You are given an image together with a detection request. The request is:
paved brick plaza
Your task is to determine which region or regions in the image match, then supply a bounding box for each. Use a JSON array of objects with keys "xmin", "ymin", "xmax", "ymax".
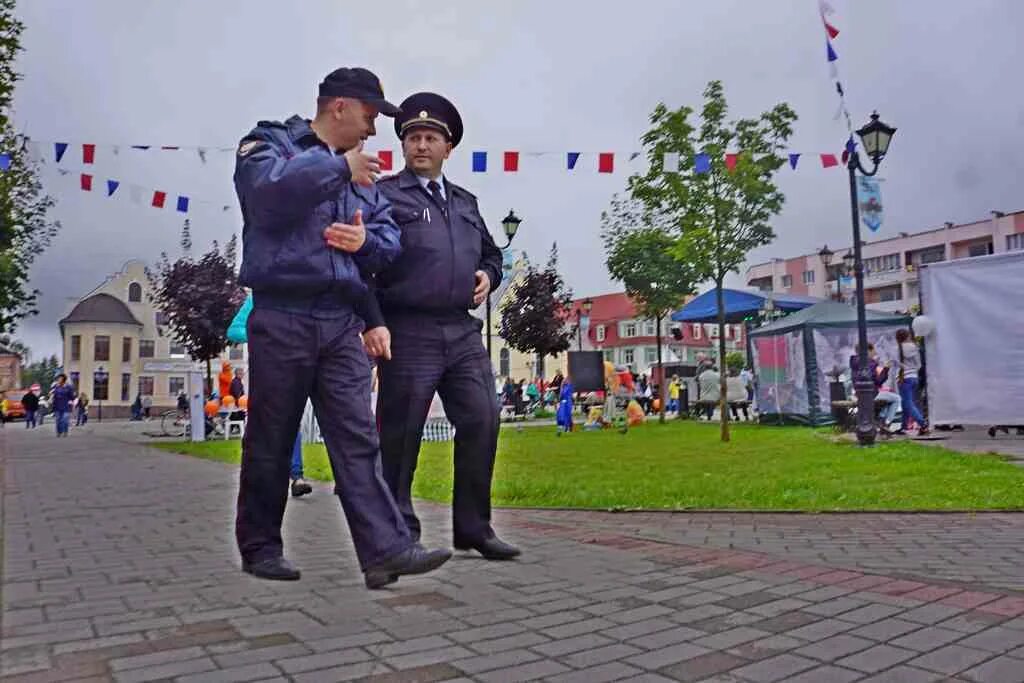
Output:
[{"xmin": 4, "ymin": 427, "xmax": 1024, "ymax": 682}]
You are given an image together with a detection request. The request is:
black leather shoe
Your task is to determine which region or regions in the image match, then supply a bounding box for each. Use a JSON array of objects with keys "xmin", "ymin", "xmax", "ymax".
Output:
[
  {"xmin": 455, "ymin": 536, "xmax": 521, "ymax": 560},
  {"xmin": 291, "ymin": 480, "xmax": 313, "ymax": 497},
  {"xmin": 242, "ymin": 557, "xmax": 301, "ymax": 581},
  {"xmin": 364, "ymin": 545, "xmax": 452, "ymax": 590}
]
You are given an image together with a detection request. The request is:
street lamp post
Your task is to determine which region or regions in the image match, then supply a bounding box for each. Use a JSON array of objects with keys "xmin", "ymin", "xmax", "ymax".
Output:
[
  {"xmin": 486, "ymin": 210, "xmax": 522, "ymax": 362},
  {"xmin": 818, "ymin": 245, "xmax": 834, "ymax": 300},
  {"xmin": 575, "ymin": 298, "xmax": 593, "ymax": 351},
  {"xmin": 847, "ymin": 112, "xmax": 897, "ymax": 447},
  {"xmin": 93, "ymin": 365, "xmax": 109, "ymax": 423}
]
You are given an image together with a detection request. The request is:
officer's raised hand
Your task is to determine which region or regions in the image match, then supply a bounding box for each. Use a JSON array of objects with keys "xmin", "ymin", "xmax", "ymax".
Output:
[
  {"xmin": 363, "ymin": 326, "xmax": 392, "ymax": 360},
  {"xmin": 344, "ymin": 142, "xmax": 382, "ymax": 187},
  {"xmin": 325, "ymin": 209, "xmax": 366, "ymax": 252},
  {"xmin": 473, "ymin": 270, "xmax": 491, "ymax": 306}
]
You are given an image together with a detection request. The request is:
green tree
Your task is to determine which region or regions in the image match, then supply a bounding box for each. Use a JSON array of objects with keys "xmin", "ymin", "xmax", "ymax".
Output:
[
  {"xmin": 498, "ymin": 244, "xmax": 573, "ymax": 378},
  {"xmin": 629, "ymin": 80, "xmax": 796, "ymax": 441},
  {"xmin": 601, "ymin": 195, "xmax": 698, "ymax": 422},
  {"xmin": 20, "ymin": 353, "xmax": 58, "ymax": 389},
  {"xmin": 0, "ymin": 1, "xmax": 60, "ymax": 334},
  {"xmin": 150, "ymin": 221, "xmax": 245, "ymax": 392},
  {"xmin": 725, "ymin": 351, "xmax": 746, "ymax": 375}
]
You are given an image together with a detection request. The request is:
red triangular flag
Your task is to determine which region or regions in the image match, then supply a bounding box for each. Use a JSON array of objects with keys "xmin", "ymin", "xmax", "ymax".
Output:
[
  {"xmin": 824, "ymin": 21, "xmax": 839, "ymax": 39},
  {"xmin": 152, "ymin": 190, "xmax": 167, "ymax": 208},
  {"xmin": 503, "ymin": 151, "xmax": 519, "ymax": 172},
  {"xmin": 725, "ymin": 153, "xmax": 739, "ymax": 172},
  {"xmin": 82, "ymin": 144, "xmax": 95, "ymax": 164},
  {"xmin": 598, "ymin": 152, "xmax": 614, "ymax": 173},
  {"xmin": 820, "ymin": 154, "xmax": 839, "ymax": 168},
  {"xmin": 377, "ymin": 150, "xmax": 393, "ymax": 171},
  {"xmin": 80, "ymin": 173, "xmax": 92, "ymax": 191}
]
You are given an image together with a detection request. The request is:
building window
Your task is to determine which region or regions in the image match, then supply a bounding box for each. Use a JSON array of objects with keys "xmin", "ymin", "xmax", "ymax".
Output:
[
  {"xmin": 642, "ymin": 319, "xmax": 657, "ymax": 336},
  {"xmin": 749, "ymin": 276, "xmax": 772, "ymax": 292},
  {"xmin": 709, "ymin": 325, "xmax": 720, "ymax": 338},
  {"xmin": 499, "ymin": 348, "xmax": 510, "ymax": 377},
  {"xmin": 1007, "ymin": 233, "xmax": 1024, "ymax": 252},
  {"xmin": 93, "ymin": 373, "xmax": 109, "ymax": 401},
  {"xmin": 122, "ymin": 337, "xmax": 132, "ymax": 362},
  {"xmin": 94, "ymin": 335, "xmax": 110, "ymax": 361},
  {"xmin": 621, "ymin": 348, "xmax": 635, "ymax": 366},
  {"xmin": 603, "ymin": 349, "xmax": 615, "ymax": 362},
  {"xmin": 780, "ymin": 274, "xmax": 793, "ymax": 288},
  {"xmin": 620, "ymin": 321, "xmax": 638, "ymax": 338},
  {"xmin": 138, "ymin": 376, "xmax": 154, "ymax": 396},
  {"xmin": 864, "ymin": 253, "xmax": 901, "ymax": 274},
  {"xmin": 155, "ymin": 310, "xmax": 169, "ymax": 326},
  {"xmin": 968, "ymin": 242, "xmax": 992, "ymax": 258},
  {"xmin": 917, "ymin": 246, "xmax": 945, "ymax": 266},
  {"xmin": 70, "ymin": 371, "xmax": 80, "ymax": 390},
  {"xmin": 169, "ymin": 377, "xmax": 185, "ymax": 396},
  {"xmin": 875, "ymin": 285, "xmax": 903, "ymax": 302},
  {"xmin": 71, "ymin": 335, "xmax": 81, "ymax": 361},
  {"xmin": 128, "ymin": 282, "xmax": 143, "ymax": 303},
  {"xmin": 169, "ymin": 342, "xmax": 186, "ymax": 357},
  {"xmin": 595, "ymin": 325, "xmax": 606, "ymax": 342},
  {"xmin": 692, "ymin": 324, "xmax": 702, "ymax": 340},
  {"xmin": 802, "ymin": 270, "xmax": 815, "ymax": 284},
  {"xmin": 121, "ymin": 373, "xmax": 131, "ymax": 402},
  {"xmin": 139, "ymin": 340, "xmax": 155, "ymax": 358},
  {"xmin": 645, "ymin": 347, "xmax": 658, "ymax": 365}
]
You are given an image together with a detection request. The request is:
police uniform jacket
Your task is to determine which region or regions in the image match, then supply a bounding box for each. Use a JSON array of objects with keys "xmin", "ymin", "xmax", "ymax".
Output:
[
  {"xmin": 234, "ymin": 116, "xmax": 401, "ymax": 308},
  {"xmin": 362, "ymin": 168, "xmax": 502, "ymax": 328}
]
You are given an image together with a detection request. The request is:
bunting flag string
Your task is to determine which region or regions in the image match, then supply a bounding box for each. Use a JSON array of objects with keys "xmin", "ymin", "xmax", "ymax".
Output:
[
  {"xmin": 819, "ymin": 0, "xmax": 853, "ymax": 135},
  {"xmin": 46, "ymin": 163, "xmax": 234, "ymax": 214}
]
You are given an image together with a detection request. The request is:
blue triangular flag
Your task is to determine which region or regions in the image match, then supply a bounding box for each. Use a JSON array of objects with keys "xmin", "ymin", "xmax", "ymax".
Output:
[
  {"xmin": 176, "ymin": 196, "xmax": 189, "ymax": 213},
  {"xmin": 789, "ymin": 153, "xmax": 800, "ymax": 170},
  {"xmin": 106, "ymin": 180, "xmax": 120, "ymax": 196},
  {"xmin": 567, "ymin": 152, "xmax": 580, "ymax": 170},
  {"xmin": 826, "ymin": 40, "xmax": 838, "ymax": 62},
  {"xmin": 472, "ymin": 151, "xmax": 487, "ymax": 172},
  {"xmin": 844, "ymin": 136, "xmax": 857, "ymax": 155},
  {"xmin": 55, "ymin": 142, "xmax": 68, "ymax": 162},
  {"xmin": 694, "ymin": 153, "xmax": 711, "ymax": 174},
  {"xmin": 0, "ymin": 154, "xmax": 10, "ymax": 171}
]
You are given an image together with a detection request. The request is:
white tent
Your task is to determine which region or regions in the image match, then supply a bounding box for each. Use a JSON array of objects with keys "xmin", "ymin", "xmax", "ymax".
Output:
[{"xmin": 920, "ymin": 251, "xmax": 1024, "ymax": 426}]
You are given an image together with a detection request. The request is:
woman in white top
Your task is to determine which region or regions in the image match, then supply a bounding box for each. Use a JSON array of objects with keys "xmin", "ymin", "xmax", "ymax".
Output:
[{"xmin": 896, "ymin": 328, "xmax": 929, "ymax": 435}]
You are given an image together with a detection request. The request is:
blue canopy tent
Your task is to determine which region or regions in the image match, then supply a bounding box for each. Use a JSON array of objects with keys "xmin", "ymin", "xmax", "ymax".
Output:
[{"xmin": 671, "ymin": 288, "xmax": 821, "ymax": 324}]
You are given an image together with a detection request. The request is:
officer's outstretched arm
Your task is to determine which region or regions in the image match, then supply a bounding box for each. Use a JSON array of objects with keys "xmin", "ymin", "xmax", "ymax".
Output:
[
  {"xmin": 351, "ymin": 188, "xmax": 401, "ymax": 274},
  {"xmin": 234, "ymin": 134, "xmax": 352, "ymax": 221}
]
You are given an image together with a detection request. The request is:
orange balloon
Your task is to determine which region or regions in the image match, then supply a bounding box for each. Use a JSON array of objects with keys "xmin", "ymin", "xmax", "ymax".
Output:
[
  {"xmin": 221, "ymin": 395, "xmax": 236, "ymax": 408},
  {"xmin": 237, "ymin": 395, "xmax": 248, "ymax": 410},
  {"xmin": 204, "ymin": 400, "xmax": 220, "ymax": 417}
]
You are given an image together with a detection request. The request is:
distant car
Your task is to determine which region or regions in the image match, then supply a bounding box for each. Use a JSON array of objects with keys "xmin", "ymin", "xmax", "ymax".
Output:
[{"xmin": 2, "ymin": 389, "xmax": 26, "ymax": 421}]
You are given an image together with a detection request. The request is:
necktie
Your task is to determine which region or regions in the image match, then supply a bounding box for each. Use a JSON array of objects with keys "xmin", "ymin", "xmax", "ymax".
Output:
[{"xmin": 427, "ymin": 180, "xmax": 447, "ymax": 217}]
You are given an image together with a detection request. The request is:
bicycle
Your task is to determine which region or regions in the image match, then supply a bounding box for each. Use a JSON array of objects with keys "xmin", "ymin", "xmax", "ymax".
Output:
[{"xmin": 160, "ymin": 409, "xmax": 189, "ymax": 437}]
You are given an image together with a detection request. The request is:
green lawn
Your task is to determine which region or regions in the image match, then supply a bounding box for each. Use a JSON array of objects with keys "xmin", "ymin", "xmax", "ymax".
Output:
[{"xmin": 153, "ymin": 421, "xmax": 1024, "ymax": 511}]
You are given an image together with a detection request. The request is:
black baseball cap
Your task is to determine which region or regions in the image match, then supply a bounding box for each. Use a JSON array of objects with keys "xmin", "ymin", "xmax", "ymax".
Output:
[{"xmin": 318, "ymin": 67, "xmax": 400, "ymax": 117}]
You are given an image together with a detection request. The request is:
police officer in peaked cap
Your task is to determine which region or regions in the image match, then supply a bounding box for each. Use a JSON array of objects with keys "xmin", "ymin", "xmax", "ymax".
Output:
[
  {"xmin": 363, "ymin": 92, "xmax": 520, "ymax": 560},
  {"xmin": 233, "ymin": 68, "xmax": 451, "ymax": 588}
]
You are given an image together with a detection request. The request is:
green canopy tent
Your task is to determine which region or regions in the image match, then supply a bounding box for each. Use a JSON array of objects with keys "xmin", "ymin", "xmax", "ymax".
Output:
[{"xmin": 749, "ymin": 301, "xmax": 912, "ymax": 425}]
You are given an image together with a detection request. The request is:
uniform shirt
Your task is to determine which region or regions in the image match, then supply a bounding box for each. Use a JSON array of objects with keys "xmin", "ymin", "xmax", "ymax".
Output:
[{"xmin": 362, "ymin": 168, "xmax": 502, "ymax": 328}]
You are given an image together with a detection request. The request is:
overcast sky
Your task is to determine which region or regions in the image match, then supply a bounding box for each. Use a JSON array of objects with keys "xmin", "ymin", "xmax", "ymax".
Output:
[{"xmin": 12, "ymin": 0, "xmax": 1024, "ymax": 360}]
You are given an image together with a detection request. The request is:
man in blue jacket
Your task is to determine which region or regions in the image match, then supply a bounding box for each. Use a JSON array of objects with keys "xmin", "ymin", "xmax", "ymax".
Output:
[
  {"xmin": 233, "ymin": 67, "xmax": 451, "ymax": 587},
  {"xmin": 362, "ymin": 93, "xmax": 519, "ymax": 560}
]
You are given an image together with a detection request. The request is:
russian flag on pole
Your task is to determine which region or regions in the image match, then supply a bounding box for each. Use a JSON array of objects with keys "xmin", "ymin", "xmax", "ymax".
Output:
[
  {"xmin": 598, "ymin": 153, "xmax": 614, "ymax": 173},
  {"xmin": 152, "ymin": 191, "xmax": 167, "ymax": 208},
  {"xmin": 472, "ymin": 151, "xmax": 487, "ymax": 172},
  {"xmin": 503, "ymin": 151, "xmax": 519, "ymax": 172}
]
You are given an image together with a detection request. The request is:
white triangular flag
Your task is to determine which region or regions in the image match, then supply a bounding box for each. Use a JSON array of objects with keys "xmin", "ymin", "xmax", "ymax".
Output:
[
  {"xmin": 662, "ymin": 152, "xmax": 681, "ymax": 173},
  {"xmin": 828, "ymin": 62, "xmax": 838, "ymax": 79},
  {"xmin": 818, "ymin": 0, "xmax": 835, "ymax": 16},
  {"xmin": 129, "ymin": 184, "xmax": 144, "ymax": 204}
]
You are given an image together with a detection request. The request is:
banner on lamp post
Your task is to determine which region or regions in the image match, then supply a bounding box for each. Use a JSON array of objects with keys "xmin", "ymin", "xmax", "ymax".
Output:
[{"xmin": 857, "ymin": 176, "xmax": 883, "ymax": 232}]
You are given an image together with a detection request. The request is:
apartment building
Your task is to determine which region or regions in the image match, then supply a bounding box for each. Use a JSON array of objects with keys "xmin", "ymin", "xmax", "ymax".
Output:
[{"xmin": 745, "ymin": 210, "xmax": 1024, "ymax": 313}]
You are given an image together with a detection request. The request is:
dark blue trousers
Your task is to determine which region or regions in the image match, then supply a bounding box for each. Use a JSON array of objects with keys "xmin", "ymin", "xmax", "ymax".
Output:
[
  {"xmin": 235, "ymin": 306, "xmax": 411, "ymax": 570},
  {"xmin": 377, "ymin": 314, "xmax": 500, "ymax": 545}
]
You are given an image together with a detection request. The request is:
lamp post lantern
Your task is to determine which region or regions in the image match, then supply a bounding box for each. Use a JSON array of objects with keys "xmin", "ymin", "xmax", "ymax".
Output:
[
  {"xmin": 847, "ymin": 111, "xmax": 897, "ymax": 447},
  {"xmin": 486, "ymin": 210, "xmax": 522, "ymax": 362},
  {"xmin": 92, "ymin": 365, "xmax": 109, "ymax": 423},
  {"xmin": 575, "ymin": 297, "xmax": 593, "ymax": 351}
]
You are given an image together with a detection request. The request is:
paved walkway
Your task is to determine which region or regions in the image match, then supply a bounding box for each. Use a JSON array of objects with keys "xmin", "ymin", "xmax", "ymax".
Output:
[{"xmin": 4, "ymin": 428, "xmax": 1024, "ymax": 682}]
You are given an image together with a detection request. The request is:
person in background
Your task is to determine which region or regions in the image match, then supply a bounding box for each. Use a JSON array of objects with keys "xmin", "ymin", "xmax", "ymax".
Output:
[
  {"xmin": 51, "ymin": 374, "xmax": 75, "ymax": 437},
  {"xmin": 230, "ymin": 368, "xmax": 246, "ymax": 402},
  {"xmin": 726, "ymin": 369, "xmax": 749, "ymax": 421},
  {"xmin": 740, "ymin": 366, "xmax": 755, "ymax": 403},
  {"xmin": 895, "ymin": 328, "xmax": 929, "ymax": 436},
  {"xmin": 667, "ymin": 375, "xmax": 681, "ymax": 413},
  {"xmin": 555, "ymin": 376, "xmax": 574, "ymax": 434},
  {"xmin": 697, "ymin": 363, "xmax": 721, "ymax": 420},
  {"xmin": 75, "ymin": 392, "xmax": 90, "ymax": 426},
  {"xmin": 22, "ymin": 388, "xmax": 39, "ymax": 429},
  {"xmin": 141, "ymin": 394, "xmax": 153, "ymax": 421},
  {"xmin": 290, "ymin": 432, "xmax": 313, "ymax": 497},
  {"xmin": 130, "ymin": 393, "xmax": 143, "ymax": 421}
]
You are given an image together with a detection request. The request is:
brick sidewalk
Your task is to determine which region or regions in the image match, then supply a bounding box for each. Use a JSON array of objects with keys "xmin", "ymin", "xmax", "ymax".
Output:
[{"xmin": 3, "ymin": 428, "xmax": 1024, "ymax": 682}]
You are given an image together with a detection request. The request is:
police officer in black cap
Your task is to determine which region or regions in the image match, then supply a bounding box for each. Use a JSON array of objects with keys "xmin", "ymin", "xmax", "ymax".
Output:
[
  {"xmin": 362, "ymin": 92, "xmax": 520, "ymax": 560},
  {"xmin": 233, "ymin": 68, "xmax": 452, "ymax": 588}
]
